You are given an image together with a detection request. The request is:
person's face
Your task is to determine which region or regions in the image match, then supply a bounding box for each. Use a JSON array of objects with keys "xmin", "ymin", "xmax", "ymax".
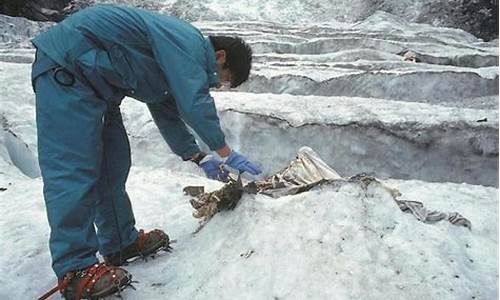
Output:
[{"xmin": 215, "ymin": 50, "xmax": 232, "ymax": 89}]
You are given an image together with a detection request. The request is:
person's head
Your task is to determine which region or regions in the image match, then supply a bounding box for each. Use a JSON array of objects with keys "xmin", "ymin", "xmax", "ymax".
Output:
[{"xmin": 209, "ymin": 36, "xmax": 252, "ymax": 88}]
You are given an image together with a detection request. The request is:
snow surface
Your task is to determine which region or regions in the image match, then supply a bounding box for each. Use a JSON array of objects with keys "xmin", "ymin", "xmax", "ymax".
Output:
[
  {"xmin": 0, "ymin": 5, "xmax": 498, "ymax": 300},
  {"xmin": 0, "ymin": 167, "xmax": 498, "ymax": 299}
]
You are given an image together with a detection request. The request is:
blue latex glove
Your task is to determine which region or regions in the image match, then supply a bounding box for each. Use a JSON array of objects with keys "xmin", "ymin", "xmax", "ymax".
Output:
[
  {"xmin": 199, "ymin": 155, "xmax": 229, "ymax": 182},
  {"xmin": 224, "ymin": 151, "xmax": 262, "ymax": 175}
]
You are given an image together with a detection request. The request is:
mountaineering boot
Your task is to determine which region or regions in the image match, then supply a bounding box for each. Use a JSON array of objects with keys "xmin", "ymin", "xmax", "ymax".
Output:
[
  {"xmin": 38, "ymin": 263, "xmax": 132, "ymax": 300},
  {"xmin": 104, "ymin": 229, "xmax": 170, "ymax": 266},
  {"xmin": 60, "ymin": 263, "xmax": 132, "ymax": 300}
]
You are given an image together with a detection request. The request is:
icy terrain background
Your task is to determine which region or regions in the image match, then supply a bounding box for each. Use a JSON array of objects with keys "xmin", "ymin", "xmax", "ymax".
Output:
[
  {"xmin": 1, "ymin": 0, "xmax": 498, "ymax": 40},
  {"xmin": 0, "ymin": 1, "xmax": 499, "ymax": 300}
]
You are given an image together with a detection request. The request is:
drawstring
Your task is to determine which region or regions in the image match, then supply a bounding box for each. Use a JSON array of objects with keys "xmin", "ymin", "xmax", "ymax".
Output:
[{"xmin": 53, "ymin": 67, "xmax": 76, "ymax": 87}]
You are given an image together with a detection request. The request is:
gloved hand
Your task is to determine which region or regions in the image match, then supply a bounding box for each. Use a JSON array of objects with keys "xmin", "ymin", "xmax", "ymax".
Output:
[
  {"xmin": 199, "ymin": 155, "xmax": 229, "ymax": 182},
  {"xmin": 223, "ymin": 151, "xmax": 262, "ymax": 175}
]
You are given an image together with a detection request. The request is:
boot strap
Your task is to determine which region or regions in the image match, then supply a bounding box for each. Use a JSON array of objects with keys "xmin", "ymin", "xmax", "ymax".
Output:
[
  {"xmin": 74, "ymin": 263, "xmax": 115, "ymax": 299},
  {"xmin": 38, "ymin": 263, "xmax": 115, "ymax": 300}
]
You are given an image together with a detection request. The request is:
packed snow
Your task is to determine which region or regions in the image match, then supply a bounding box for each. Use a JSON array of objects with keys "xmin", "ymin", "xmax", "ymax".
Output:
[
  {"xmin": 0, "ymin": 160, "xmax": 498, "ymax": 299},
  {"xmin": 0, "ymin": 4, "xmax": 498, "ymax": 300}
]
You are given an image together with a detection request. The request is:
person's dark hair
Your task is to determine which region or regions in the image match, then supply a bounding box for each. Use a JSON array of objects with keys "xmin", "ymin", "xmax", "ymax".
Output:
[{"xmin": 209, "ymin": 36, "xmax": 252, "ymax": 88}]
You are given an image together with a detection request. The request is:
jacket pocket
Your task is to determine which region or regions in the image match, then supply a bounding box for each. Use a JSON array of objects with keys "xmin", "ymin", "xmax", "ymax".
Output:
[
  {"xmin": 74, "ymin": 46, "xmax": 134, "ymax": 101},
  {"xmin": 107, "ymin": 44, "xmax": 137, "ymax": 91}
]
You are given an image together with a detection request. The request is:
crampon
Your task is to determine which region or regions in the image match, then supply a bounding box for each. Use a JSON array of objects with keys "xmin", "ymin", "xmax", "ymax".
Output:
[
  {"xmin": 104, "ymin": 229, "xmax": 172, "ymax": 266},
  {"xmin": 38, "ymin": 263, "xmax": 135, "ymax": 300}
]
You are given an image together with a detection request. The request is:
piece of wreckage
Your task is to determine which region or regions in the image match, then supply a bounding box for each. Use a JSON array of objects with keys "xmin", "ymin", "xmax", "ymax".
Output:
[{"xmin": 184, "ymin": 147, "xmax": 471, "ymax": 233}]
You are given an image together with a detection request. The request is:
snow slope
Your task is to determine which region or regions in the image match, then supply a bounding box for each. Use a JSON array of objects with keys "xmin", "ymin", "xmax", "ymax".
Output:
[
  {"xmin": 0, "ymin": 6, "xmax": 498, "ymax": 300},
  {"xmin": 0, "ymin": 166, "xmax": 498, "ymax": 299}
]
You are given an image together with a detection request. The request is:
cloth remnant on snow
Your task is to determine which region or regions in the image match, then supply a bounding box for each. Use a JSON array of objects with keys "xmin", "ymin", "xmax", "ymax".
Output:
[
  {"xmin": 186, "ymin": 147, "xmax": 471, "ymax": 231},
  {"xmin": 186, "ymin": 176, "xmax": 244, "ymax": 233}
]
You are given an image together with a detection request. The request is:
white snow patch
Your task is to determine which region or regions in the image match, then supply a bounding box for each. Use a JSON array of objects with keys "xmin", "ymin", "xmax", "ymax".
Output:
[{"xmin": 212, "ymin": 92, "xmax": 498, "ymax": 128}]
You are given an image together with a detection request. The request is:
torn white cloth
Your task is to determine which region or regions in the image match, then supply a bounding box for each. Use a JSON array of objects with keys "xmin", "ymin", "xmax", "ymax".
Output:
[{"xmin": 187, "ymin": 146, "xmax": 471, "ymax": 230}]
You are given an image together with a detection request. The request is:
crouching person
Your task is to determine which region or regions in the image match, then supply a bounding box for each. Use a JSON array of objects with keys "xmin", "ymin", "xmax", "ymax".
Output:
[{"xmin": 33, "ymin": 4, "xmax": 261, "ymax": 299}]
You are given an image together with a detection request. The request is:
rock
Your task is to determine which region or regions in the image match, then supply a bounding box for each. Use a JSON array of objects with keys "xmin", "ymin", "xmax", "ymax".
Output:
[
  {"xmin": 0, "ymin": 0, "xmax": 74, "ymax": 22},
  {"xmin": 415, "ymin": 0, "xmax": 498, "ymax": 42}
]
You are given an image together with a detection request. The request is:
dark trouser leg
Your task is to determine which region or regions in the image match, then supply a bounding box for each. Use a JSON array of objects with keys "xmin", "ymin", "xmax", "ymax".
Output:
[
  {"xmin": 34, "ymin": 62, "xmax": 106, "ymax": 279},
  {"xmin": 95, "ymin": 104, "xmax": 138, "ymax": 256}
]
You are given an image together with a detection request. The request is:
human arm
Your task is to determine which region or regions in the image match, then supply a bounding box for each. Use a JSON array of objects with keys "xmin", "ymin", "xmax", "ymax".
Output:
[
  {"xmin": 147, "ymin": 98, "xmax": 231, "ymax": 181},
  {"xmin": 146, "ymin": 98, "xmax": 201, "ymax": 160},
  {"xmin": 145, "ymin": 18, "xmax": 226, "ymax": 152},
  {"xmin": 145, "ymin": 17, "xmax": 260, "ymax": 176}
]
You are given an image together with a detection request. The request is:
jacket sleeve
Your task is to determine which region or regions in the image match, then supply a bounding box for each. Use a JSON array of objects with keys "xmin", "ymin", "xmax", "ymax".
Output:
[
  {"xmin": 147, "ymin": 98, "xmax": 201, "ymax": 160},
  {"xmin": 144, "ymin": 18, "xmax": 226, "ymax": 151}
]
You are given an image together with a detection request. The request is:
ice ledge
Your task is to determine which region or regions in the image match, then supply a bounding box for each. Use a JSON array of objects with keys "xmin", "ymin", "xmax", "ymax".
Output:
[
  {"xmin": 213, "ymin": 92, "xmax": 498, "ymax": 186},
  {"xmin": 213, "ymin": 92, "xmax": 498, "ymax": 129}
]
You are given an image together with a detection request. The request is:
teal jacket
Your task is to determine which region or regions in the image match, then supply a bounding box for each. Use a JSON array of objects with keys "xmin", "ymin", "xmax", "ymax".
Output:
[{"xmin": 32, "ymin": 5, "xmax": 225, "ymax": 159}]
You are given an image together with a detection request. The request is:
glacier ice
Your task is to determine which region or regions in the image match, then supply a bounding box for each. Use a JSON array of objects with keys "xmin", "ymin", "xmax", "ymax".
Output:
[{"xmin": 0, "ymin": 5, "xmax": 498, "ymax": 300}]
